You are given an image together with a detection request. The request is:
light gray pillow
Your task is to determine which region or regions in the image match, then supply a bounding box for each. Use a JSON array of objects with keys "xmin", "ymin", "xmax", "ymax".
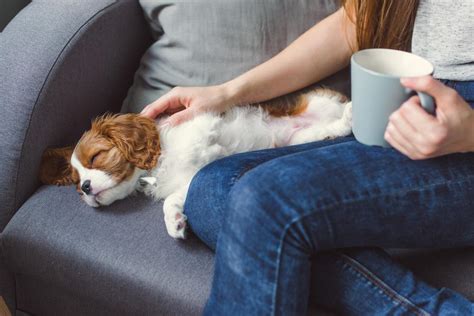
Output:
[{"xmin": 122, "ymin": 0, "xmax": 342, "ymax": 113}]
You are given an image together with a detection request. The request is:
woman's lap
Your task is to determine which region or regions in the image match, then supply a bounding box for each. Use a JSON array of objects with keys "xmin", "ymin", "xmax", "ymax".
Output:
[
  {"xmin": 184, "ymin": 136, "xmax": 474, "ymax": 315},
  {"xmin": 185, "ymin": 79, "xmax": 474, "ymax": 250},
  {"xmin": 184, "ymin": 136, "xmax": 355, "ymax": 250},
  {"xmin": 185, "ymin": 136, "xmax": 474, "ymax": 250},
  {"xmin": 184, "ymin": 79, "xmax": 474, "ymax": 315}
]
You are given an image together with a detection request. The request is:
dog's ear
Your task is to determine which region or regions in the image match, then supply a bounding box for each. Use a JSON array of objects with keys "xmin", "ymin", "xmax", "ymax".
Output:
[
  {"xmin": 39, "ymin": 146, "xmax": 79, "ymax": 185},
  {"xmin": 93, "ymin": 114, "xmax": 160, "ymax": 170}
]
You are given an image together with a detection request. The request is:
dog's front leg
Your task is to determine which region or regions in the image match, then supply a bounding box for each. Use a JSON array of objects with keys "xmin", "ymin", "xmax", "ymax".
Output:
[{"xmin": 163, "ymin": 188, "xmax": 188, "ymax": 239}]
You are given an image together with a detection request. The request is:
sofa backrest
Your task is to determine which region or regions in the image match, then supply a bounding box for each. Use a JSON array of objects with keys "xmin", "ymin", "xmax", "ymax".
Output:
[{"xmin": 122, "ymin": 0, "xmax": 342, "ymax": 113}]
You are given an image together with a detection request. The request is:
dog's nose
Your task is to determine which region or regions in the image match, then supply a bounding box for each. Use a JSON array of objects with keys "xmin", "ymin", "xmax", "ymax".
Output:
[{"xmin": 81, "ymin": 180, "xmax": 92, "ymax": 195}]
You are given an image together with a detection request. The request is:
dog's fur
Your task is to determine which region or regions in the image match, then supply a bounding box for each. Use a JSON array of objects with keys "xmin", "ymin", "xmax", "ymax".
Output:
[{"xmin": 40, "ymin": 88, "xmax": 352, "ymax": 238}]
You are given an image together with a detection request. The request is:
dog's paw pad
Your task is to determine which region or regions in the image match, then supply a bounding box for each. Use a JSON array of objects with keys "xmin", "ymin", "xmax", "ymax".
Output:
[
  {"xmin": 176, "ymin": 221, "xmax": 186, "ymax": 231},
  {"xmin": 165, "ymin": 214, "xmax": 187, "ymax": 239}
]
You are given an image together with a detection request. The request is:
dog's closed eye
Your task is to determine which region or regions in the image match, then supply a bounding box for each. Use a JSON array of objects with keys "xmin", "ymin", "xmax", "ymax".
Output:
[{"xmin": 90, "ymin": 151, "xmax": 105, "ymax": 166}]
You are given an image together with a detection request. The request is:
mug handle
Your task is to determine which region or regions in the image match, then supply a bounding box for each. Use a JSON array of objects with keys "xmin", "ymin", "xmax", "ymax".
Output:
[{"xmin": 406, "ymin": 88, "xmax": 436, "ymax": 115}]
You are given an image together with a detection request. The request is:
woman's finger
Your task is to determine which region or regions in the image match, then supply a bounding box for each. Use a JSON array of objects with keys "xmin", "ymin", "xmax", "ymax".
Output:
[
  {"xmin": 141, "ymin": 93, "xmax": 177, "ymax": 118},
  {"xmin": 164, "ymin": 106, "xmax": 186, "ymax": 115},
  {"xmin": 396, "ymin": 96, "xmax": 437, "ymax": 134},
  {"xmin": 384, "ymin": 123, "xmax": 423, "ymax": 159},
  {"xmin": 401, "ymin": 76, "xmax": 454, "ymax": 106},
  {"xmin": 389, "ymin": 101, "xmax": 428, "ymax": 148},
  {"xmin": 167, "ymin": 108, "xmax": 197, "ymax": 126},
  {"xmin": 384, "ymin": 130, "xmax": 412, "ymax": 158}
]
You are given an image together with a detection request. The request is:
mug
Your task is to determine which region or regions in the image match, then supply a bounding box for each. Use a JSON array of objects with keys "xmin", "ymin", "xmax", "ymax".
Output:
[{"xmin": 351, "ymin": 48, "xmax": 435, "ymax": 147}]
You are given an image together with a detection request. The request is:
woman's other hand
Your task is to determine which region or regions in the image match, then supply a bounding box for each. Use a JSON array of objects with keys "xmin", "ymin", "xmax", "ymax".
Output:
[
  {"xmin": 385, "ymin": 76, "xmax": 474, "ymax": 159},
  {"xmin": 141, "ymin": 85, "xmax": 235, "ymax": 126}
]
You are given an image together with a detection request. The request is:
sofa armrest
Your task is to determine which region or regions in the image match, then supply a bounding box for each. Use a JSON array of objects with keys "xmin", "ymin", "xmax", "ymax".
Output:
[{"xmin": 0, "ymin": 0, "xmax": 152, "ymax": 231}]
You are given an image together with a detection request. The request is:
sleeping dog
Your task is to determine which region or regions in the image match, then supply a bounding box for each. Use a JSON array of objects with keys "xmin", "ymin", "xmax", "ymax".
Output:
[{"xmin": 39, "ymin": 88, "xmax": 352, "ymax": 239}]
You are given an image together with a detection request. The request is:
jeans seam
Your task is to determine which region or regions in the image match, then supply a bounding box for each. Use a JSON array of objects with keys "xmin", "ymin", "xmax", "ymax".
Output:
[
  {"xmin": 334, "ymin": 251, "xmax": 432, "ymax": 316},
  {"xmin": 271, "ymin": 176, "xmax": 473, "ymax": 315}
]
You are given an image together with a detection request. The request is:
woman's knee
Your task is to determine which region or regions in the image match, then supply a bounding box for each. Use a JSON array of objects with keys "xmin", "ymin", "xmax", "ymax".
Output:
[
  {"xmin": 224, "ymin": 167, "xmax": 307, "ymax": 244},
  {"xmin": 184, "ymin": 157, "xmax": 249, "ymax": 249}
]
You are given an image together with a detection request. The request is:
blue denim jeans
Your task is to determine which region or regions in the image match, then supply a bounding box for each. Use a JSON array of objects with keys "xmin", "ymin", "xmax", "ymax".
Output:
[{"xmin": 184, "ymin": 80, "xmax": 474, "ymax": 315}]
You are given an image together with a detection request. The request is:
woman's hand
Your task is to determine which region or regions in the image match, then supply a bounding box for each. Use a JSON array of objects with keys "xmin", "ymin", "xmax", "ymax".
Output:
[
  {"xmin": 385, "ymin": 76, "xmax": 474, "ymax": 159},
  {"xmin": 141, "ymin": 85, "xmax": 235, "ymax": 126}
]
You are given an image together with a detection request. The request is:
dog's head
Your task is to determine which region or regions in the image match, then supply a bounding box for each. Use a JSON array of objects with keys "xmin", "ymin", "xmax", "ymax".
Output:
[{"xmin": 39, "ymin": 114, "xmax": 160, "ymax": 207}]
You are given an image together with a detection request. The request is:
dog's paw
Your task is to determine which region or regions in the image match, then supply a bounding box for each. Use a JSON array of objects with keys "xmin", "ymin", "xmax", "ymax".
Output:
[
  {"xmin": 95, "ymin": 189, "xmax": 119, "ymax": 206},
  {"xmin": 164, "ymin": 212, "xmax": 187, "ymax": 239},
  {"xmin": 342, "ymin": 102, "xmax": 353, "ymax": 125}
]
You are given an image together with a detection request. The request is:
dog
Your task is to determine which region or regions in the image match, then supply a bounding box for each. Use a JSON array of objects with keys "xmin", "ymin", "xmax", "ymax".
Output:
[{"xmin": 39, "ymin": 88, "xmax": 352, "ymax": 239}]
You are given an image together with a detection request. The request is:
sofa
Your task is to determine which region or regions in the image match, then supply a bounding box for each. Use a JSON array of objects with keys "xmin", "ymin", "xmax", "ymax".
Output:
[{"xmin": 0, "ymin": 1, "xmax": 473, "ymax": 315}]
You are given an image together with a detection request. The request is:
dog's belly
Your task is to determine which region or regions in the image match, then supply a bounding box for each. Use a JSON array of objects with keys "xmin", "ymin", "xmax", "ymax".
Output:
[
  {"xmin": 267, "ymin": 93, "xmax": 346, "ymax": 146},
  {"xmin": 267, "ymin": 111, "xmax": 321, "ymax": 146}
]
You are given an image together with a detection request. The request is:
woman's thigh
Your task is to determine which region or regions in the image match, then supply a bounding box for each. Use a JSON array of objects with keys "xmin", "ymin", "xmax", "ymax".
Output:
[
  {"xmin": 206, "ymin": 140, "xmax": 473, "ymax": 315},
  {"xmin": 184, "ymin": 136, "xmax": 355, "ymax": 249},
  {"xmin": 222, "ymin": 138, "xmax": 474, "ymax": 251}
]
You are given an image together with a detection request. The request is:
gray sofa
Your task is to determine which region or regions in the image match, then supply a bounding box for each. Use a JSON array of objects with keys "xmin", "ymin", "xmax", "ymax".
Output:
[{"xmin": 0, "ymin": 1, "xmax": 473, "ymax": 315}]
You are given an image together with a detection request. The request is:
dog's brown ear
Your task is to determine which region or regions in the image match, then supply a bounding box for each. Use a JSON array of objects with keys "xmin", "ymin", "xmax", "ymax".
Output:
[
  {"xmin": 93, "ymin": 114, "xmax": 160, "ymax": 170},
  {"xmin": 39, "ymin": 146, "xmax": 79, "ymax": 185}
]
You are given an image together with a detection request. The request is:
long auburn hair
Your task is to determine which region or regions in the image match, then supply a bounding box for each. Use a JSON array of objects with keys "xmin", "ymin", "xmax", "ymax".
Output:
[{"xmin": 342, "ymin": 0, "xmax": 420, "ymax": 51}]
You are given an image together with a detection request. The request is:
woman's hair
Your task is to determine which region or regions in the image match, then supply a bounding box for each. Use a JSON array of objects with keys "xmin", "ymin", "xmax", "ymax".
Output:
[{"xmin": 342, "ymin": 0, "xmax": 420, "ymax": 51}]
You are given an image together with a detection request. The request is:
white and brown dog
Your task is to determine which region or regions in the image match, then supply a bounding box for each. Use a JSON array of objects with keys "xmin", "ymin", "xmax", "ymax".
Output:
[{"xmin": 40, "ymin": 88, "xmax": 352, "ymax": 239}]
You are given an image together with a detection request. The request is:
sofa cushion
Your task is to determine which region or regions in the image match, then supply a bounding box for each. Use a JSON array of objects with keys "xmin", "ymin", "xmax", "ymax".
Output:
[
  {"xmin": 0, "ymin": 0, "xmax": 151, "ymax": 233},
  {"xmin": 122, "ymin": 0, "xmax": 343, "ymax": 113},
  {"xmin": 2, "ymin": 185, "xmax": 214, "ymax": 315},
  {"xmin": 2, "ymin": 185, "xmax": 474, "ymax": 314},
  {"xmin": 389, "ymin": 248, "xmax": 474, "ymax": 300},
  {"xmin": 2, "ymin": 185, "xmax": 337, "ymax": 315}
]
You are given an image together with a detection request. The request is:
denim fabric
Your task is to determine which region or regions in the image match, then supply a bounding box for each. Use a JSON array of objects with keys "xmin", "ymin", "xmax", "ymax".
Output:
[
  {"xmin": 184, "ymin": 81, "xmax": 474, "ymax": 315},
  {"xmin": 441, "ymin": 80, "xmax": 474, "ymax": 108}
]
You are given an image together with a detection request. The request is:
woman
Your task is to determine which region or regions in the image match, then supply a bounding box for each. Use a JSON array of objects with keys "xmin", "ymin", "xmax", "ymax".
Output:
[{"xmin": 143, "ymin": 0, "xmax": 474, "ymax": 315}]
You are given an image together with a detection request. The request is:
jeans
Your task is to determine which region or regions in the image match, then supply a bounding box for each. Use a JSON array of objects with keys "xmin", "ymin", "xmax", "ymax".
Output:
[{"xmin": 184, "ymin": 80, "xmax": 474, "ymax": 316}]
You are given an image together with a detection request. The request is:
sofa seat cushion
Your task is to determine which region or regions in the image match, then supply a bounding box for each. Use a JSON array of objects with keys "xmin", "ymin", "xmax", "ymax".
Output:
[
  {"xmin": 1, "ymin": 185, "xmax": 337, "ymax": 315},
  {"xmin": 389, "ymin": 248, "xmax": 474, "ymax": 300},
  {"xmin": 3, "ymin": 185, "xmax": 474, "ymax": 314},
  {"xmin": 2, "ymin": 185, "xmax": 214, "ymax": 315}
]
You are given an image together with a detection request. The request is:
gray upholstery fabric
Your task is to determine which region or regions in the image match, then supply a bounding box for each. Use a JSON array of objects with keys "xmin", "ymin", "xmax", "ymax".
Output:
[
  {"xmin": 122, "ymin": 0, "xmax": 341, "ymax": 113},
  {"xmin": 16, "ymin": 275, "xmax": 131, "ymax": 315},
  {"xmin": 1, "ymin": 1, "xmax": 473, "ymax": 315},
  {"xmin": 3, "ymin": 186, "xmax": 214, "ymax": 315},
  {"xmin": 14, "ymin": 277, "xmax": 335, "ymax": 316},
  {"xmin": 389, "ymin": 248, "xmax": 474, "ymax": 300},
  {"xmin": 0, "ymin": 255, "xmax": 15, "ymax": 313},
  {"xmin": 0, "ymin": 0, "xmax": 151, "ymax": 313},
  {"xmin": 3, "ymin": 186, "xmax": 474, "ymax": 315},
  {"xmin": 3, "ymin": 185, "xmax": 336, "ymax": 315},
  {"xmin": 0, "ymin": 0, "xmax": 30, "ymax": 32},
  {"xmin": 0, "ymin": 0, "xmax": 152, "ymax": 232}
]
